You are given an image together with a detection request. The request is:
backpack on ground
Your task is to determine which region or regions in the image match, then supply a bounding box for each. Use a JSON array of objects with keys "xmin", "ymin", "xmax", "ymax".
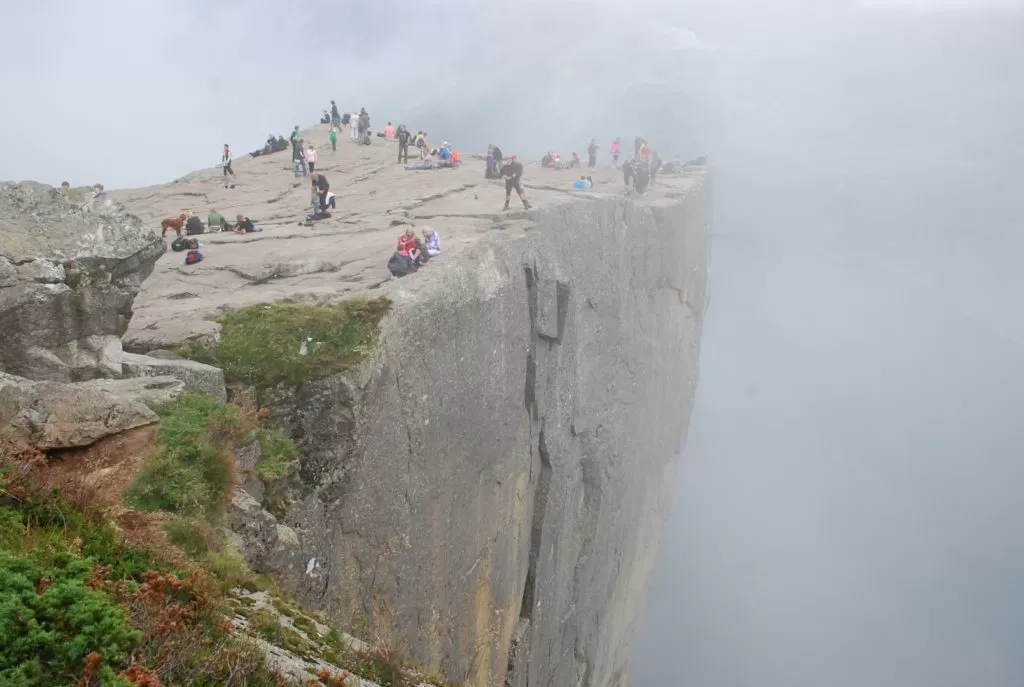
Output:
[
  {"xmin": 184, "ymin": 237, "xmax": 200, "ymax": 250},
  {"xmin": 184, "ymin": 250, "xmax": 204, "ymax": 265},
  {"xmin": 170, "ymin": 237, "xmax": 188, "ymax": 252}
]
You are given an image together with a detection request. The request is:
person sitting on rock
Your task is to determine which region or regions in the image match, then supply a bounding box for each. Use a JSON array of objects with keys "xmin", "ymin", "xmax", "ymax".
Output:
[
  {"xmin": 398, "ymin": 228, "xmax": 417, "ymax": 253},
  {"xmin": 185, "ymin": 214, "xmax": 205, "ymax": 235},
  {"xmin": 234, "ymin": 214, "xmax": 262, "ymax": 233},
  {"xmin": 208, "ymin": 208, "xmax": 231, "ymax": 232},
  {"xmin": 573, "ymin": 176, "xmax": 590, "ymax": 190},
  {"xmin": 387, "ymin": 246, "xmax": 417, "ymax": 278},
  {"xmin": 422, "ymin": 227, "xmax": 441, "ymax": 256}
]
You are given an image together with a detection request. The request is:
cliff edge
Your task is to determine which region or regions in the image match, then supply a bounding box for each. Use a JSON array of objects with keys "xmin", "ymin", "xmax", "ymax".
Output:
[{"xmin": 115, "ymin": 124, "xmax": 712, "ymax": 687}]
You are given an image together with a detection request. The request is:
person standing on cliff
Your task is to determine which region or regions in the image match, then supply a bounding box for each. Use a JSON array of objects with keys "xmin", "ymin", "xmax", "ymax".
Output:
[
  {"xmin": 610, "ymin": 137, "xmax": 621, "ymax": 167},
  {"xmin": 396, "ymin": 125, "xmax": 411, "ymax": 163},
  {"xmin": 329, "ymin": 125, "xmax": 338, "ymax": 152},
  {"xmin": 222, "ymin": 144, "xmax": 235, "ymax": 188},
  {"xmin": 587, "ymin": 138, "xmax": 599, "ymax": 168},
  {"xmin": 305, "ymin": 144, "xmax": 318, "ymax": 173},
  {"xmin": 501, "ymin": 156, "xmax": 532, "ymax": 211},
  {"xmin": 330, "ymin": 100, "xmax": 341, "ymax": 127}
]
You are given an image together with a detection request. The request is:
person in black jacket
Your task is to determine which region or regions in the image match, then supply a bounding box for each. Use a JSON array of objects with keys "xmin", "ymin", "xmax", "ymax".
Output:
[
  {"xmin": 500, "ymin": 156, "xmax": 532, "ymax": 211},
  {"xmin": 396, "ymin": 124, "xmax": 411, "ymax": 163},
  {"xmin": 311, "ymin": 173, "xmax": 330, "ymax": 212},
  {"xmin": 185, "ymin": 215, "xmax": 205, "ymax": 235}
]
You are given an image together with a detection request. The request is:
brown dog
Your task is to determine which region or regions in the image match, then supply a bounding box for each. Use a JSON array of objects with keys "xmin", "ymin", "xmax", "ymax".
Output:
[{"xmin": 160, "ymin": 213, "xmax": 188, "ymax": 238}]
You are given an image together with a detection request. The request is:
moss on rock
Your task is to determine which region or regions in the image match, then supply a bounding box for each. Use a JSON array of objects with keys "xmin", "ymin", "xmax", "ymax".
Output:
[{"xmin": 178, "ymin": 298, "xmax": 392, "ymax": 389}]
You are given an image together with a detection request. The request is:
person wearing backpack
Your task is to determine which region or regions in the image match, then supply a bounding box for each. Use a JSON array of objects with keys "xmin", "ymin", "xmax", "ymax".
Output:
[{"xmin": 329, "ymin": 126, "xmax": 338, "ymax": 152}]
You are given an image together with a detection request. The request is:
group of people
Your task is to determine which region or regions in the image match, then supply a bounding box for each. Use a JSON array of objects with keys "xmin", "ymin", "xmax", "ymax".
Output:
[
  {"xmin": 387, "ymin": 227, "xmax": 442, "ymax": 278},
  {"xmin": 160, "ymin": 209, "xmax": 263, "ymax": 238}
]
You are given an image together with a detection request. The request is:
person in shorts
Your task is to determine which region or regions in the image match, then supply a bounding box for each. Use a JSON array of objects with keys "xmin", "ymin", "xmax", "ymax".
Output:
[{"xmin": 500, "ymin": 156, "xmax": 532, "ymax": 211}]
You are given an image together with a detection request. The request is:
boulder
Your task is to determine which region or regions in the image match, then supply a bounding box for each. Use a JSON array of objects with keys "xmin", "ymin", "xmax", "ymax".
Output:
[
  {"xmin": 119, "ymin": 351, "xmax": 227, "ymax": 401},
  {"xmin": 0, "ymin": 372, "xmax": 183, "ymax": 450},
  {"xmin": 0, "ymin": 182, "xmax": 165, "ymax": 382}
]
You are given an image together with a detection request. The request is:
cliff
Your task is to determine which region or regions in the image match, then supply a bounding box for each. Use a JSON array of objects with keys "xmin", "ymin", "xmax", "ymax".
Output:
[{"xmin": 112, "ymin": 125, "xmax": 713, "ymax": 686}]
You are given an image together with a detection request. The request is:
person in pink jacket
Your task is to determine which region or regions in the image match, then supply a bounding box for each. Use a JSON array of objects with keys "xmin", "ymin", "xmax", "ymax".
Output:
[{"xmin": 610, "ymin": 138, "xmax": 622, "ymax": 167}]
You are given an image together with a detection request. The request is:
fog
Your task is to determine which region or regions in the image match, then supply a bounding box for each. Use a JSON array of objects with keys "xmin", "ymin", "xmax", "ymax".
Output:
[{"xmin": 2, "ymin": 1, "xmax": 1023, "ymax": 685}]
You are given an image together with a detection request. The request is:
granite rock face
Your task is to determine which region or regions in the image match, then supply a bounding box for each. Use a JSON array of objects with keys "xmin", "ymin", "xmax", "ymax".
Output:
[
  {"xmin": 247, "ymin": 180, "xmax": 712, "ymax": 687},
  {"xmin": 0, "ymin": 372, "xmax": 183, "ymax": 450},
  {"xmin": 110, "ymin": 129, "xmax": 711, "ymax": 687},
  {"xmin": 0, "ymin": 182, "xmax": 165, "ymax": 381}
]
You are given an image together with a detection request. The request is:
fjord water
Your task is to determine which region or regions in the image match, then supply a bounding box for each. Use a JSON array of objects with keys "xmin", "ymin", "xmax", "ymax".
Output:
[{"xmin": 630, "ymin": 10, "xmax": 1024, "ymax": 687}]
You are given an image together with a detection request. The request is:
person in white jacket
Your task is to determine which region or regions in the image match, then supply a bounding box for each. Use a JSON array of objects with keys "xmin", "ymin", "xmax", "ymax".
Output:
[
  {"xmin": 350, "ymin": 112, "xmax": 359, "ymax": 141},
  {"xmin": 305, "ymin": 144, "xmax": 318, "ymax": 173},
  {"xmin": 422, "ymin": 227, "xmax": 441, "ymax": 256}
]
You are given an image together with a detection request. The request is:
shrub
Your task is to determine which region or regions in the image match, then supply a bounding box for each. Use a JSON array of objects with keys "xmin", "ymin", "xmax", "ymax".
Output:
[
  {"xmin": 0, "ymin": 550, "xmax": 140, "ymax": 685},
  {"xmin": 254, "ymin": 428, "xmax": 298, "ymax": 482},
  {"xmin": 126, "ymin": 393, "xmax": 240, "ymax": 518},
  {"xmin": 178, "ymin": 298, "xmax": 392, "ymax": 389}
]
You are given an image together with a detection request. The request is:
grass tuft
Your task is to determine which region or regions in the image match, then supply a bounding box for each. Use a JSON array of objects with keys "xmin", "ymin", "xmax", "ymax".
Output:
[{"xmin": 178, "ymin": 298, "xmax": 391, "ymax": 389}]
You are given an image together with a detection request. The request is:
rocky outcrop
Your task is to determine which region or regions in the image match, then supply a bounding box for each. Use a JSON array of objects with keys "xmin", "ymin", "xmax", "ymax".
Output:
[
  {"xmin": 234, "ymin": 177, "xmax": 712, "ymax": 687},
  {"xmin": 0, "ymin": 372, "xmax": 183, "ymax": 450},
  {"xmin": 119, "ymin": 350, "xmax": 227, "ymax": 401},
  {"xmin": 0, "ymin": 182, "xmax": 164, "ymax": 381},
  {"xmin": 103, "ymin": 129, "xmax": 711, "ymax": 687}
]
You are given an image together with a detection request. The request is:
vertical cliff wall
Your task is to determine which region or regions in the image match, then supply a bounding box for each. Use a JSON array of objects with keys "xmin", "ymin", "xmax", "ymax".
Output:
[{"xmin": 242, "ymin": 171, "xmax": 712, "ymax": 687}]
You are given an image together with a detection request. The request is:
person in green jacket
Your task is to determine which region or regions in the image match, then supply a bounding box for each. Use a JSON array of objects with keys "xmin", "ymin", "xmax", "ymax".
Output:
[
  {"xmin": 207, "ymin": 208, "xmax": 230, "ymax": 232},
  {"xmin": 329, "ymin": 126, "xmax": 338, "ymax": 152}
]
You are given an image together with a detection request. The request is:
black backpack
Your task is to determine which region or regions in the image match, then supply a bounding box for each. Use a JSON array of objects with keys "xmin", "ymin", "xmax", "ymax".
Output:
[{"xmin": 170, "ymin": 237, "xmax": 188, "ymax": 252}]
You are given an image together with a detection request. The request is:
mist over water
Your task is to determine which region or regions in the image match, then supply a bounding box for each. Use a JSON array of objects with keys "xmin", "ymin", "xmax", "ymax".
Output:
[{"xmin": 631, "ymin": 8, "xmax": 1024, "ymax": 687}]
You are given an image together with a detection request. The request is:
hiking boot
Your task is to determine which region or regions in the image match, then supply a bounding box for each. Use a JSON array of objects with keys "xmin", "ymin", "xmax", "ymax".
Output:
[
  {"xmin": 502, "ymin": 201, "xmax": 510, "ymax": 211},
  {"xmin": 522, "ymin": 200, "xmax": 532, "ymax": 210}
]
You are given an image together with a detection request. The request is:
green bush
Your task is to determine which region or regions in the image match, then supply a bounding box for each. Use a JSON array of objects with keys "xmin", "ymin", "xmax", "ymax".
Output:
[
  {"xmin": 0, "ymin": 550, "xmax": 140, "ymax": 685},
  {"xmin": 254, "ymin": 428, "xmax": 298, "ymax": 482},
  {"xmin": 178, "ymin": 298, "xmax": 391, "ymax": 389},
  {"xmin": 126, "ymin": 392, "xmax": 239, "ymax": 518}
]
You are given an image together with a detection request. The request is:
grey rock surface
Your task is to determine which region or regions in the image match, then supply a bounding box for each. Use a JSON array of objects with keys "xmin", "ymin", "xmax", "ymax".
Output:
[
  {"xmin": 0, "ymin": 372, "xmax": 183, "ymax": 450},
  {"xmin": 120, "ymin": 351, "xmax": 227, "ymax": 400},
  {"xmin": 114, "ymin": 129, "xmax": 712, "ymax": 687},
  {"xmin": 0, "ymin": 182, "xmax": 165, "ymax": 381}
]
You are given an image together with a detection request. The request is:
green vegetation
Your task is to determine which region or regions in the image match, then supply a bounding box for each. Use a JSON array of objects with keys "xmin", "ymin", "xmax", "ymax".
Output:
[
  {"xmin": 0, "ymin": 463, "xmax": 280, "ymax": 686},
  {"xmin": 254, "ymin": 428, "xmax": 298, "ymax": 482},
  {"xmin": 178, "ymin": 298, "xmax": 391, "ymax": 389},
  {"xmin": 125, "ymin": 392, "xmax": 298, "ymax": 522},
  {"xmin": 125, "ymin": 392, "xmax": 240, "ymax": 519}
]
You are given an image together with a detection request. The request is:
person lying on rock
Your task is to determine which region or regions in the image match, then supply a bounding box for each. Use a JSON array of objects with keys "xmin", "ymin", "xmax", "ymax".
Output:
[
  {"xmin": 501, "ymin": 156, "xmax": 532, "ymax": 211},
  {"xmin": 422, "ymin": 227, "xmax": 441, "ymax": 256},
  {"xmin": 234, "ymin": 214, "xmax": 262, "ymax": 233}
]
